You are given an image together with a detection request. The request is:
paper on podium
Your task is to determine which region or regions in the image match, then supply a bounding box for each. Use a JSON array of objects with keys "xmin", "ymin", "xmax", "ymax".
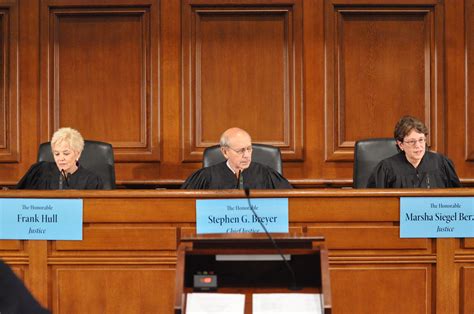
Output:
[
  {"xmin": 253, "ymin": 293, "xmax": 322, "ymax": 314},
  {"xmin": 186, "ymin": 293, "xmax": 245, "ymax": 314}
]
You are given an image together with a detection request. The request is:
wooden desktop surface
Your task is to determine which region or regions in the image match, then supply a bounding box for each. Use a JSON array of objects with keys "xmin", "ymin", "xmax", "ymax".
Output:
[{"xmin": 1, "ymin": 189, "xmax": 473, "ymax": 313}]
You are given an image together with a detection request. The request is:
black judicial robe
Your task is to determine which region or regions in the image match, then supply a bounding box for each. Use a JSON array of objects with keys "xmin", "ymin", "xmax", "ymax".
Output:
[
  {"xmin": 181, "ymin": 161, "xmax": 292, "ymax": 189},
  {"xmin": 366, "ymin": 151, "xmax": 461, "ymax": 188},
  {"xmin": 0, "ymin": 259, "xmax": 50, "ymax": 314},
  {"xmin": 16, "ymin": 161, "xmax": 103, "ymax": 190}
]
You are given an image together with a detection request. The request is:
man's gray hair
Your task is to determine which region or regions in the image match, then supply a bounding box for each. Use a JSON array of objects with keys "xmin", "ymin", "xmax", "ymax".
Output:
[{"xmin": 219, "ymin": 133, "xmax": 230, "ymax": 148}]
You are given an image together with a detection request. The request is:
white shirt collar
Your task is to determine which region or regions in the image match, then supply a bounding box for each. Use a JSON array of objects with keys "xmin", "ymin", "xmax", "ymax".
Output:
[{"xmin": 226, "ymin": 160, "xmax": 237, "ymax": 174}]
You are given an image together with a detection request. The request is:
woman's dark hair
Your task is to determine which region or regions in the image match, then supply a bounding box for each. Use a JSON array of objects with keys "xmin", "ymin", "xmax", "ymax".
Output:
[{"xmin": 394, "ymin": 115, "xmax": 428, "ymax": 142}]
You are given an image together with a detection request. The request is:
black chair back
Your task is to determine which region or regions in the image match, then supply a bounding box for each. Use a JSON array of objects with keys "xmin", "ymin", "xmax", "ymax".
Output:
[
  {"xmin": 353, "ymin": 138, "xmax": 398, "ymax": 188},
  {"xmin": 203, "ymin": 143, "xmax": 283, "ymax": 174},
  {"xmin": 37, "ymin": 140, "xmax": 116, "ymax": 189}
]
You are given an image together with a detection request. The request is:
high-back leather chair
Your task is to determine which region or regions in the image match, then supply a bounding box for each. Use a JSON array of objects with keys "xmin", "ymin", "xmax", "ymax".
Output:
[
  {"xmin": 353, "ymin": 138, "xmax": 398, "ymax": 188},
  {"xmin": 203, "ymin": 143, "xmax": 283, "ymax": 174},
  {"xmin": 37, "ymin": 140, "xmax": 116, "ymax": 189}
]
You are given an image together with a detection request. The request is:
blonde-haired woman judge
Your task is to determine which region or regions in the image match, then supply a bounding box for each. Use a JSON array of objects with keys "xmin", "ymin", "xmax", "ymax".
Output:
[{"xmin": 17, "ymin": 127, "xmax": 103, "ymax": 189}]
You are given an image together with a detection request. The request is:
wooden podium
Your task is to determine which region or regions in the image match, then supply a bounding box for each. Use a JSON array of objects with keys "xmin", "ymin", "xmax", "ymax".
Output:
[{"xmin": 174, "ymin": 233, "xmax": 331, "ymax": 313}]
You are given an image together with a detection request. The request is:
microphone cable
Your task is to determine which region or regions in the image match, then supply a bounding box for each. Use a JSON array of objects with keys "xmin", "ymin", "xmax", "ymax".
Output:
[{"xmin": 244, "ymin": 188, "xmax": 300, "ymax": 290}]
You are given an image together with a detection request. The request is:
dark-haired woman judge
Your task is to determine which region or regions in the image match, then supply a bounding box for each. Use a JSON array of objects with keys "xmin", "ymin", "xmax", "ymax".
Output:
[{"xmin": 367, "ymin": 116, "xmax": 461, "ymax": 188}]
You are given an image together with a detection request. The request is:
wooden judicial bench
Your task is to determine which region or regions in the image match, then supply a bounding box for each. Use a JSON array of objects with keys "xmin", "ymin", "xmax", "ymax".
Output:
[{"xmin": 1, "ymin": 189, "xmax": 474, "ymax": 313}]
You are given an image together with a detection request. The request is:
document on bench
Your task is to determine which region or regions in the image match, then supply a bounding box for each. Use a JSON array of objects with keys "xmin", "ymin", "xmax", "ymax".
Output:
[
  {"xmin": 253, "ymin": 293, "xmax": 322, "ymax": 314},
  {"xmin": 186, "ymin": 293, "xmax": 245, "ymax": 314}
]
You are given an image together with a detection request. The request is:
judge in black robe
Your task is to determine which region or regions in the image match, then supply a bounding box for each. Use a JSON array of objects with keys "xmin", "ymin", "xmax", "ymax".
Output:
[
  {"xmin": 181, "ymin": 160, "xmax": 292, "ymax": 189},
  {"xmin": 367, "ymin": 115, "xmax": 461, "ymax": 189},
  {"xmin": 0, "ymin": 259, "xmax": 50, "ymax": 314},
  {"xmin": 181, "ymin": 127, "xmax": 292, "ymax": 190},
  {"xmin": 366, "ymin": 151, "xmax": 461, "ymax": 188},
  {"xmin": 16, "ymin": 127, "xmax": 104, "ymax": 190},
  {"xmin": 16, "ymin": 161, "xmax": 103, "ymax": 190}
]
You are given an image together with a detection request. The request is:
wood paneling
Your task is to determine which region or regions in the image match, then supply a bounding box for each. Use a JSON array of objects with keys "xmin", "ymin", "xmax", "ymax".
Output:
[
  {"xmin": 463, "ymin": 238, "xmax": 474, "ymax": 249},
  {"xmin": 460, "ymin": 266, "xmax": 474, "ymax": 314},
  {"xmin": 0, "ymin": 1, "xmax": 18, "ymax": 162},
  {"xmin": 0, "ymin": 239, "xmax": 23, "ymax": 251},
  {"xmin": 40, "ymin": 1, "xmax": 160, "ymax": 162},
  {"xmin": 324, "ymin": 1, "xmax": 444, "ymax": 161},
  {"xmin": 52, "ymin": 267, "xmax": 174, "ymax": 314},
  {"xmin": 466, "ymin": 0, "xmax": 474, "ymax": 161},
  {"xmin": 182, "ymin": 0, "xmax": 303, "ymax": 162},
  {"xmin": 54, "ymin": 225, "xmax": 177, "ymax": 251},
  {"xmin": 308, "ymin": 226, "xmax": 430, "ymax": 250},
  {"xmin": 3, "ymin": 189, "xmax": 471, "ymax": 313},
  {"xmin": 1, "ymin": 0, "xmax": 474, "ymax": 186},
  {"xmin": 330, "ymin": 266, "xmax": 432, "ymax": 313}
]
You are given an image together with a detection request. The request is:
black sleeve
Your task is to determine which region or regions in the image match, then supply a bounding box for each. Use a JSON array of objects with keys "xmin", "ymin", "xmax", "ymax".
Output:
[
  {"xmin": 85, "ymin": 175, "xmax": 104, "ymax": 190},
  {"xmin": 0, "ymin": 260, "xmax": 50, "ymax": 314},
  {"xmin": 181, "ymin": 168, "xmax": 210, "ymax": 189},
  {"xmin": 443, "ymin": 156, "xmax": 462, "ymax": 187},
  {"xmin": 16, "ymin": 162, "xmax": 46, "ymax": 190},
  {"xmin": 366, "ymin": 161, "xmax": 391, "ymax": 188},
  {"xmin": 266, "ymin": 169, "xmax": 293, "ymax": 189}
]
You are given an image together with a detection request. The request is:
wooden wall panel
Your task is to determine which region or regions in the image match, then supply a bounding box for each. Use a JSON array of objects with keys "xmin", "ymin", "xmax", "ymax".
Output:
[
  {"xmin": 330, "ymin": 266, "xmax": 432, "ymax": 313},
  {"xmin": 466, "ymin": 1, "xmax": 474, "ymax": 161},
  {"xmin": 0, "ymin": 1, "xmax": 18, "ymax": 162},
  {"xmin": 460, "ymin": 266, "xmax": 474, "ymax": 314},
  {"xmin": 182, "ymin": 0, "xmax": 303, "ymax": 162},
  {"xmin": 52, "ymin": 267, "xmax": 175, "ymax": 313},
  {"xmin": 40, "ymin": 1, "xmax": 160, "ymax": 162},
  {"xmin": 308, "ymin": 226, "xmax": 429, "ymax": 250},
  {"xmin": 0, "ymin": 239, "xmax": 23, "ymax": 251},
  {"xmin": 1, "ymin": 189, "xmax": 473, "ymax": 312},
  {"xmin": 324, "ymin": 1, "xmax": 444, "ymax": 161},
  {"xmin": 463, "ymin": 238, "xmax": 474, "ymax": 249},
  {"xmin": 54, "ymin": 225, "xmax": 177, "ymax": 251}
]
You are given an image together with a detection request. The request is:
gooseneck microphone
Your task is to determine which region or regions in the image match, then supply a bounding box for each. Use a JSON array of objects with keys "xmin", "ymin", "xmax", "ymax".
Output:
[
  {"xmin": 236, "ymin": 170, "xmax": 244, "ymax": 189},
  {"xmin": 244, "ymin": 188, "xmax": 300, "ymax": 290},
  {"xmin": 60, "ymin": 169, "xmax": 69, "ymax": 189}
]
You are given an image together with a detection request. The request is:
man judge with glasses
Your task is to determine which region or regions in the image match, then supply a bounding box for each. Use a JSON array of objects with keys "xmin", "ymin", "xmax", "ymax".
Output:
[
  {"xmin": 181, "ymin": 127, "xmax": 292, "ymax": 189},
  {"xmin": 367, "ymin": 116, "xmax": 461, "ymax": 188}
]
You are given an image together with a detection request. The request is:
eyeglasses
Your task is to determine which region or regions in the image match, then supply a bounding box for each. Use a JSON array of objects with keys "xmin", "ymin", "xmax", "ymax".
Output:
[
  {"xmin": 226, "ymin": 145, "xmax": 253, "ymax": 156},
  {"xmin": 403, "ymin": 138, "xmax": 426, "ymax": 147}
]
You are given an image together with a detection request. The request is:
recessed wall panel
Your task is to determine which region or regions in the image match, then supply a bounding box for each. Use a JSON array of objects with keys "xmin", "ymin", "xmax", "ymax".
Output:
[
  {"xmin": 41, "ymin": 2, "xmax": 160, "ymax": 162},
  {"xmin": 466, "ymin": 0, "xmax": 474, "ymax": 161},
  {"xmin": 325, "ymin": 2, "xmax": 443, "ymax": 161},
  {"xmin": 0, "ymin": 2, "xmax": 19, "ymax": 162},
  {"xmin": 182, "ymin": 1, "xmax": 303, "ymax": 162}
]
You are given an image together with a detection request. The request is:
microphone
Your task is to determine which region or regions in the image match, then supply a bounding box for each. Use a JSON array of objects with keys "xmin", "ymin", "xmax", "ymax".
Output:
[
  {"xmin": 244, "ymin": 188, "xmax": 300, "ymax": 290},
  {"xmin": 59, "ymin": 172, "xmax": 64, "ymax": 190},
  {"xmin": 60, "ymin": 169, "xmax": 69, "ymax": 188},
  {"xmin": 236, "ymin": 170, "xmax": 244, "ymax": 190},
  {"xmin": 426, "ymin": 174, "xmax": 431, "ymax": 189}
]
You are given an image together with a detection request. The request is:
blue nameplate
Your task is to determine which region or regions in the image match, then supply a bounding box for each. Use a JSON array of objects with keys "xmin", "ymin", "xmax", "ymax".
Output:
[
  {"xmin": 196, "ymin": 198, "xmax": 289, "ymax": 234},
  {"xmin": 400, "ymin": 197, "xmax": 474, "ymax": 238},
  {"xmin": 0, "ymin": 198, "xmax": 83, "ymax": 240}
]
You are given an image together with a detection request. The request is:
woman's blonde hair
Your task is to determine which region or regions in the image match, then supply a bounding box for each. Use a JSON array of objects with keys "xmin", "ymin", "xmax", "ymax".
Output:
[{"xmin": 51, "ymin": 127, "xmax": 84, "ymax": 153}]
